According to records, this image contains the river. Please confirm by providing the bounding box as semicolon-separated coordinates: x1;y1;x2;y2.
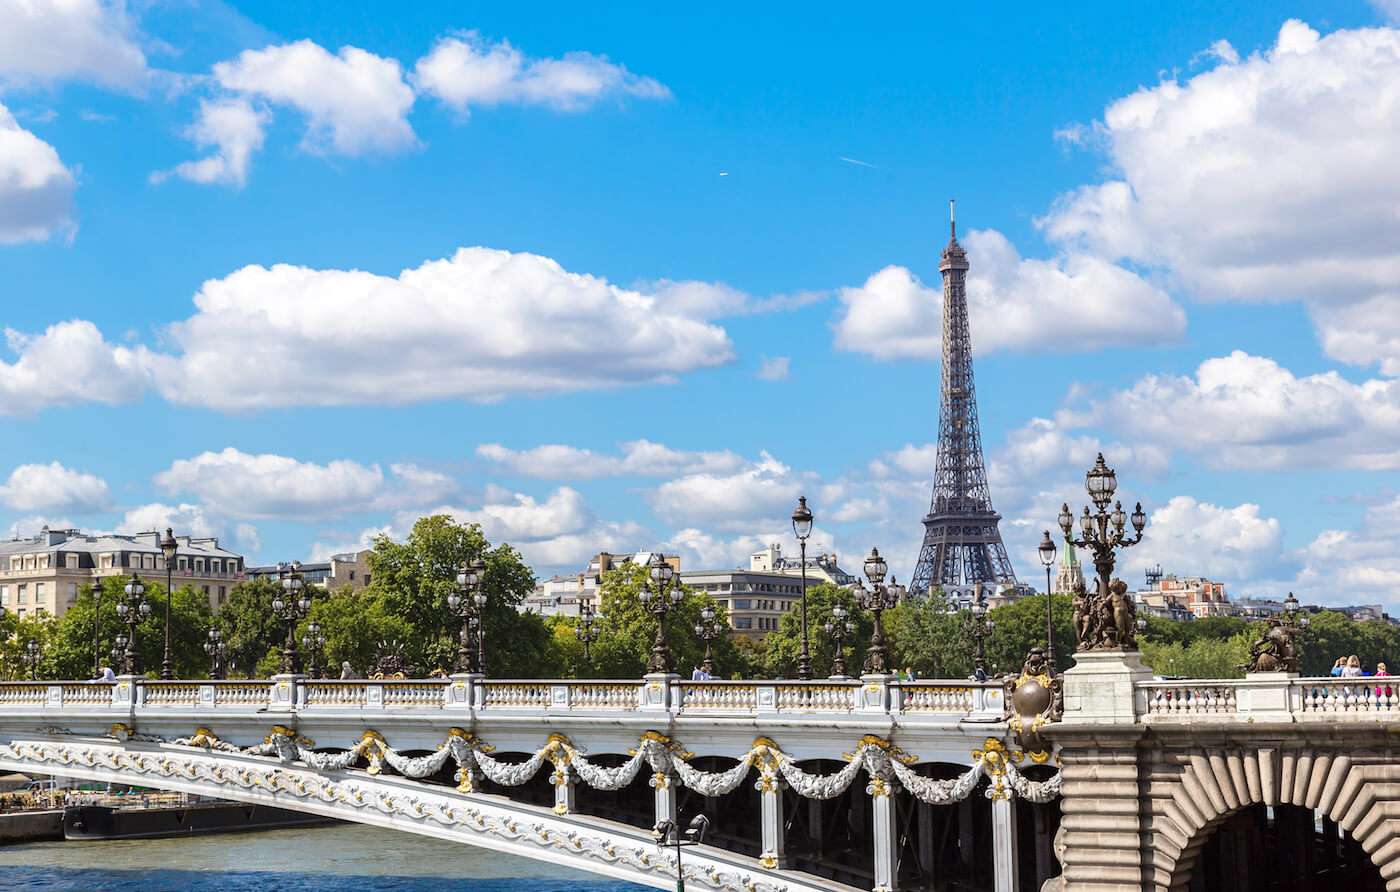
0;823;651;891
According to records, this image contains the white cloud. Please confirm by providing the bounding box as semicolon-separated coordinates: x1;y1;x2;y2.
832;229;1184;360
1290;494;1400;606
152;97;268;187
476;439;744;480
117;502;222;539
153;448;454;521
144;246;734;409
0;0;148;91
0;321;150;413
414;31;669;115
1118;496;1286;583
1372;1;1400;24
0;102;77;244
1038;21;1400;373
1093;351;1400;470
212;40;416;156
756;356;790;381
650;453;805;532
7;515;74;538
0;462;108;513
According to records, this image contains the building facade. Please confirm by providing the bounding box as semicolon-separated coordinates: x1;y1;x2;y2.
249;549;374;593
0;527;245;618
524;552;681;616
1134;571;1232;619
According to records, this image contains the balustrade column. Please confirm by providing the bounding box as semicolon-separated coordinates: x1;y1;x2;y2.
551;762;576;815
991;795;1020;892
869;775;899;892
757;766;788;869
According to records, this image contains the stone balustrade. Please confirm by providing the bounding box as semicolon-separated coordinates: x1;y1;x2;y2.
1134;674;1400;722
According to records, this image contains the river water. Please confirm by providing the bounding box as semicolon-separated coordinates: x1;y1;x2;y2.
0;823;650;891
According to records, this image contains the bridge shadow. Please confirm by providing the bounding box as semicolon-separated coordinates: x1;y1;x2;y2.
1190;803;1385;892
3;866;642;891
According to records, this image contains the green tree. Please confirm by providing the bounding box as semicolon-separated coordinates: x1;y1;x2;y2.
1140;633;1251;679
212;579;284;678
588;563;735;678
304;586;412;677
40;578;212;679
760;583;868;679
983;594;1076;675
885;592;973;679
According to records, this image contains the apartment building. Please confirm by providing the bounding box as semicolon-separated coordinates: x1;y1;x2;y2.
247;549;373;592
0;527;246;618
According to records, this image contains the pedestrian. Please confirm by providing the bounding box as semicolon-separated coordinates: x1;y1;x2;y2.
1330;657;1346;677
690;664;706;681
1376;662;1392;700
1341;655;1365;678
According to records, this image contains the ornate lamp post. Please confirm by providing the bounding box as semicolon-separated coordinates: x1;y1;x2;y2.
273;562;311;675
856;547;899;676
575;601;599;664
791;496;814;680
694;604;724;677
89;579;104;678
159;527;178;680
1037;531;1057;667
964;591;995;678
639;553;683;675
302;620;326;679
204;628;226;679
824;602;856;679
115;573;150;675
111;634;128;670
1059;453;1148;650
450;559;487;674
24;639;41;680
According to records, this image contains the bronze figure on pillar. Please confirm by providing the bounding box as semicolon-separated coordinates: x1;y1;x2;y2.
1059;454;1147;652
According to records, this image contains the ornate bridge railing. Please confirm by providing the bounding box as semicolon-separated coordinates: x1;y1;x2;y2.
1135;675;1400;722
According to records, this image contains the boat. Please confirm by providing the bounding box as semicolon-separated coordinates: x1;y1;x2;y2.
63;799;335;840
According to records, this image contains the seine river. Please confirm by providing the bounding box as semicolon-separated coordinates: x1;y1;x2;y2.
0;824;649;891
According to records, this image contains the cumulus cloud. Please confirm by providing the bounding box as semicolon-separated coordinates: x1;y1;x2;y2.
153;448;456;520
1092;351;1400;470
1039;20;1400;373
0;321;150;414
477;439;743;480
0;462;108;513
756;356;790;381
0;102;77;244
142;247;734;409
1290;494;1400;605
0;0;148;91
414;31;669;115
1117;496;1286;583
117;502;222;538
650;453;806;532
152;97;268;187
832;229;1184;360
211;40;416;157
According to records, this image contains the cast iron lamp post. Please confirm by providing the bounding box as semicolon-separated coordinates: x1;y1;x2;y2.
204;627;226;679
302;620;326;678
24;639;41;680
654;814;710;892
824;602;856;679
111;634;128;670
273;561;311;675
964;591;995;678
1038;530;1057;667
159;527;178;680
640;553;683;675
89;579;104;678
791;496;814;680
1058;454;1147;626
450;559;487;674
575;601;599;664
115;573;150;675
694;604;724;677
856;547;899;675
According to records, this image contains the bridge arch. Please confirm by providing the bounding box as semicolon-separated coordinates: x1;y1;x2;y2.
1154;746;1400;891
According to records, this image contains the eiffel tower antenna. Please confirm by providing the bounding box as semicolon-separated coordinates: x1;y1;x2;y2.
909;205;1018;595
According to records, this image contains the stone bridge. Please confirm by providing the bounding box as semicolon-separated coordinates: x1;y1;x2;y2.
0;673;1061;892
1052;650;1400;892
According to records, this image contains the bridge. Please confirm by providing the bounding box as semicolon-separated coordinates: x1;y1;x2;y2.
0;672;1060;892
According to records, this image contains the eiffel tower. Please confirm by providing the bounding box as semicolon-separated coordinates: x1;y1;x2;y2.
909;203;1018;595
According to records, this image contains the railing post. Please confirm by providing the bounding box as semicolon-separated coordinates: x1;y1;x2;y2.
268;674;304;713
1237;672;1297;722
757;763;788;869
112;676;138;712
756;682;777;715
549;683;570;711
446;673;476;710
991;796;1020;892
45;685;62;709
651;767;676;830
858;675;891;714
365;681;384;711
640;672;675;713
869;772;899;891
551;762;577;815
197;683;215;710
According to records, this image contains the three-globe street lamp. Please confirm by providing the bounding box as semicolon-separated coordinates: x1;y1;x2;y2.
115;573;151;675
1037;531;1058;668
159;527;179;680
824;602;856;679
694;604;725;677
575;601;599;664
273;562;312;675
89;579;104;678
856;548;899;676
639;553;684;675
964;591;995;679
791;496;815;681
303;620;327;679
205;628;226;679
450;559;487;674
24;639;41;680
1059;454;1147;640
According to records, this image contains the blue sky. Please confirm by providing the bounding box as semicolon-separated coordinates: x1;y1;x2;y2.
3;0;1400;608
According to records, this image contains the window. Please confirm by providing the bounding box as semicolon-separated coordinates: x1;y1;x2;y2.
35;608;46;617
67;583;77;603
717;600;728;609
35;582;44;603
66;554;78;569
17;584;27;604
16;609;24;618
195;559;205;573
0;585;7;604
734;617;753;629
734;599;751;610
218;586;226;604
202;585;210;595
38;555;48;569
348;570;356;581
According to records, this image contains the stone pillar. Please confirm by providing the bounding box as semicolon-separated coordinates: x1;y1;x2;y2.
551;762;576;815
917;801;934;877
1051;648;1153;892
640;672;677;713
757;768;788;869
651;769;676;828
268;673;304;712
992;795;1020;892
869;776;899;892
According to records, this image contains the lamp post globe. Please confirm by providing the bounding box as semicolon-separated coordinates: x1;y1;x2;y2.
119;573;148;675
693;603;724;677
273;561;311;675
791;496;815;680
642;552;681;675
1060;453;1148;651
451;558;486;674
159;527;179;680
856;547;898;676
1037;530;1058;667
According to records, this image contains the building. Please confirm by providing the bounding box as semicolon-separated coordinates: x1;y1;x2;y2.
0;526;245;618
1134;570;1232;619
1054;543;1084;594
682;547;860;638
247;550;374;592
746;543;859;586
524;552;681;616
